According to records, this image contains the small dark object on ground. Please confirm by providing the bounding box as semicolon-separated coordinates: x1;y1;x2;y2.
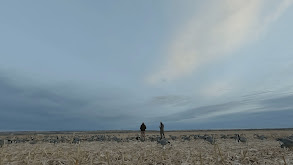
205;136;215;144
149;136;160;142
0;139;3;147
72;137;80;144
254;134;267;140
112;136;122;142
181;135;191;141
220;134;228;139
236;134;247;143
169;135;177;140
277;138;293;149
157;138;170;146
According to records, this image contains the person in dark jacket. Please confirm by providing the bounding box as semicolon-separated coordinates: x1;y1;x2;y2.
140;122;146;140
159;122;165;139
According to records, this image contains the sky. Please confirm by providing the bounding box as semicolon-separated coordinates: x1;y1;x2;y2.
0;0;293;131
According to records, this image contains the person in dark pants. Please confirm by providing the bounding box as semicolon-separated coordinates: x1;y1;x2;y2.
140;122;146;141
159;122;165;139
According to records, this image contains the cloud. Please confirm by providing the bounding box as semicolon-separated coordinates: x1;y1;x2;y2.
263;0;293;26
165;109;293;130
0;75;91;130
1;71;293;130
147;0;293;84
150;95;192;107
152;86;293;124
200;81;234;98
0;74;142;131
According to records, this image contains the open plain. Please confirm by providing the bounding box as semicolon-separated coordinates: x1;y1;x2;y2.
0;129;293;165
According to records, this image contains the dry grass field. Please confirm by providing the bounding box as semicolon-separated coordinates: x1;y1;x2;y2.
0;129;293;165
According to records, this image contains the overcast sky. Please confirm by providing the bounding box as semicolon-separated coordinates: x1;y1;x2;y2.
1;0;293;131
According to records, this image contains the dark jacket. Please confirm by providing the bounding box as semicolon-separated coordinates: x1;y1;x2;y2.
160;123;164;132
140;123;146;131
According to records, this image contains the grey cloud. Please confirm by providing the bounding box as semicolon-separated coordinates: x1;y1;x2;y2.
156;91;293;128
157;101;240;122
150;95;192;107
241;90;273;98
1;71;292;131
163;109;293;130
0;74;138;131
0;76;89;130
261;94;293;110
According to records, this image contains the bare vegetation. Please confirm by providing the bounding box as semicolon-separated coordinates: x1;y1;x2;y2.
0;130;293;164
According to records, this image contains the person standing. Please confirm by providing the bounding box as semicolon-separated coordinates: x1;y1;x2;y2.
140;122;146;141
160;122;165;139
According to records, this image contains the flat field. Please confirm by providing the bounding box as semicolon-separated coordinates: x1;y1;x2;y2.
0;129;293;165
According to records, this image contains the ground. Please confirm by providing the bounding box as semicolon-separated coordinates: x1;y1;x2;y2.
0;129;292;165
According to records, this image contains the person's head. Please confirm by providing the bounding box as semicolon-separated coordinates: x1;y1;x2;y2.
160;122;163;125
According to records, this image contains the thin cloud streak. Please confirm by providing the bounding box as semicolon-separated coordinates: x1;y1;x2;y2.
156;91;293;124
147;0;293;84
